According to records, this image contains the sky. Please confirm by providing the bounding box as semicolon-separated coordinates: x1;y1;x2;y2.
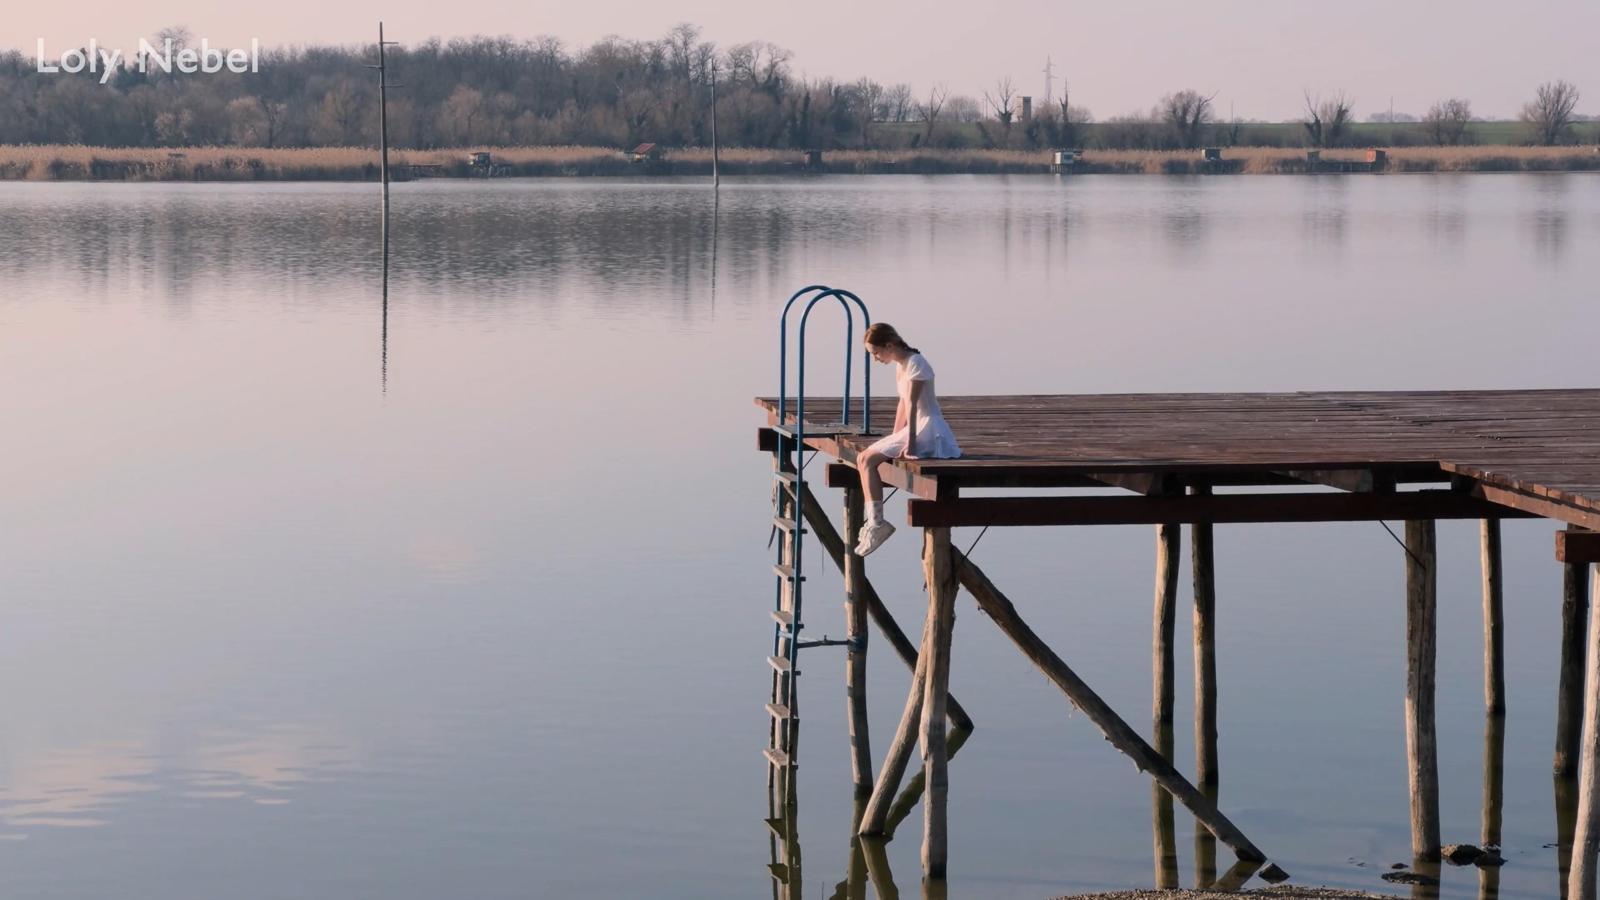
10;0;1599;121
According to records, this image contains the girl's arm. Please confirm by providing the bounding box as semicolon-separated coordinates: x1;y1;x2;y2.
905;380;925;458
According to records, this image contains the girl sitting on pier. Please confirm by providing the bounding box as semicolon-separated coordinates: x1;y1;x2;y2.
855;323;962;556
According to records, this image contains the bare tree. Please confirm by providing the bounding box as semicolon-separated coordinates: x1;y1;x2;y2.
1422;98;1472;145
1302;90;1353;148
885;83;913;123
1159;89;1214;149
1521;79;1580;145
945;95;983;123
982;76;1017;129
916;83;948;143
851;77;883;142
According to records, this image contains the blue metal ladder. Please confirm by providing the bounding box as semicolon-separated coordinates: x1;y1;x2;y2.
764;285;873;890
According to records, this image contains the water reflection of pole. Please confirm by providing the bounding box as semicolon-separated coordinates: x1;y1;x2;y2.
1558;776;1580;898
381;226;389;393
1480;712;1505;900
861;837;899;900
709;190;719;314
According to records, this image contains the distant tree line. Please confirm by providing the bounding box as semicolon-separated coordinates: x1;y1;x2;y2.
0;25;1591;151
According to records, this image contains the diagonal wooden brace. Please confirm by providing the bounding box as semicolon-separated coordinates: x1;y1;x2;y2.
794;482;975;731
951;547;1270;865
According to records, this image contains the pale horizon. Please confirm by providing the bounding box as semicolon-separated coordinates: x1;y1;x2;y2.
9;0;1599;122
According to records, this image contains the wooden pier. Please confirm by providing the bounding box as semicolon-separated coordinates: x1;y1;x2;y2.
756;388;1600;893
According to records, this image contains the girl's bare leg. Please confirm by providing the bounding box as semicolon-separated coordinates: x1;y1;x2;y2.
857;451;885;504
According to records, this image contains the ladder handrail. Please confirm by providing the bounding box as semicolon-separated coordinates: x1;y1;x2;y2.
795;287;872;445
778;285;872;434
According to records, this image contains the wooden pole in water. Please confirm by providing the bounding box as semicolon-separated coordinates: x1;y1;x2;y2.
1559;538;1593;779
1482;519;1506;717
951;548;1268;863
1568;564;1600;900
1193;487;1220;791
1153;522;1180;888
844;485;873;795
919;527;958;880
1405;519;1441;861
796;483;974;730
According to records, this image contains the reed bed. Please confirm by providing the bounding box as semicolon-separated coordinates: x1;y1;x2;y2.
1;143;1596;181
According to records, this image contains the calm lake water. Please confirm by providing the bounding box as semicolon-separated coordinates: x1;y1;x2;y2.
0;174;1597;899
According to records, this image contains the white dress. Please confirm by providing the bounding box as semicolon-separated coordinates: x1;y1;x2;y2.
864;353;962;459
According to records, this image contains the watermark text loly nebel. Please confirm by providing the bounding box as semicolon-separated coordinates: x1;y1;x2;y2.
36;38;261;85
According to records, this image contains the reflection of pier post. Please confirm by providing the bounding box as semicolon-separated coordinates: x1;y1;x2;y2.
861;836;900;900
1558;776;1579;898
1481;712;1504;900
1404;520;1441;861
1152;522;1180;888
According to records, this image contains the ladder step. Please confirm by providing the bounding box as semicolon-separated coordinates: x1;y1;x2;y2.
770;609;795;628
764;815;789;837
765;703;793;720
772;564;804;581
772;516;804;533
764;748;793;768
767;655;794;673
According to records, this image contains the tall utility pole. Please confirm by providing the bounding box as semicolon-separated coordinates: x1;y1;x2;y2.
367;23;400;231
710;64;720;187
1042;55;1055;108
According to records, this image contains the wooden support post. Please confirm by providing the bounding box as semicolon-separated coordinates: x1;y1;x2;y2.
1560;543;1594;778
1193;488;1219;791
861;605;933;835
951;548;1269;864
1405;520;1441;862
844;484;873;794
1153;522;1179;888
920;527;957;880
1482;519;1506;716
1153;523;1179;750
1568;565;1600;900
797;483;975;730
883;728;972;839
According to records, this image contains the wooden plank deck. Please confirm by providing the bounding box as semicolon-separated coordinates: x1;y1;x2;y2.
756;389;1600;529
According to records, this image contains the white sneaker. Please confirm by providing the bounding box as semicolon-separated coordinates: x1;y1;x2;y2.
856;520;896;557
